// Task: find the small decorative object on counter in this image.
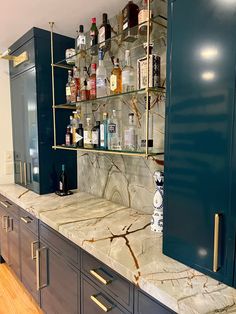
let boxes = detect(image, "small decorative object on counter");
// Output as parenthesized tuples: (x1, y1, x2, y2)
(56, 164, 73, 196)
(151, 171, 164, 233)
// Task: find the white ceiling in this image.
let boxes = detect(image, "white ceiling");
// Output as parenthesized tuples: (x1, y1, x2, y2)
(0, 0, 127, 51)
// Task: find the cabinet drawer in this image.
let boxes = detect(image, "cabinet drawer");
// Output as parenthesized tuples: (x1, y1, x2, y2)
(0, 194, 18, 218)
(19, 208, 38, 234)
(81, 275, 130, 314)
(81, 251, 133, 311)
(40, 222, 79, 267)
(135, 290, 175, 314)
(9, 38, 35, 77)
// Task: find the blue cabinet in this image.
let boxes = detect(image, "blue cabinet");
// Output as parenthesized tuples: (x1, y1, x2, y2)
(10, 28, 77, 194)
(163, 0, 236, 286)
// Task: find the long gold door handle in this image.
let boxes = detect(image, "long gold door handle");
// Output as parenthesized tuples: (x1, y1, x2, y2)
(213, 213, 220, 272)
(23, 162, 27, 186)
(19, 161, 23, 184)
(90, 269, 113, 285)
(90, 294, 113, 312)
(0, 201, 9, 208)
(36, 247, 48, 291)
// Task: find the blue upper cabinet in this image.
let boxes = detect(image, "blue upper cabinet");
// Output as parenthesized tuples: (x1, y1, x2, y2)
(9, 28, 77, 194)
(163, 0, 236, 286)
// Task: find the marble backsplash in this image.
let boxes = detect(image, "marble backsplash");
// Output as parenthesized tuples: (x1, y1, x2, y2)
(77, 153, 164, 213)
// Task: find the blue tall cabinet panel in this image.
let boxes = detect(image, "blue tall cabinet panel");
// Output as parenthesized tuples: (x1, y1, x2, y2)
(163, 0, 236, 286)
(10, 28, 77, 194)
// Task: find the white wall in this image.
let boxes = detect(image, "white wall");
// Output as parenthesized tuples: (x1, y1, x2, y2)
(0, 62, 14, 184)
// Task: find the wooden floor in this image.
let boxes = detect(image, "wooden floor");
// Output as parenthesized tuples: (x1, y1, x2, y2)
(0, 264, 42, 314)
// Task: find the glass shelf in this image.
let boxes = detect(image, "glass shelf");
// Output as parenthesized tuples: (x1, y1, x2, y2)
(52, 145, 164, 157)
(52, 15, 167, 69)
(54, 87, 165, 109)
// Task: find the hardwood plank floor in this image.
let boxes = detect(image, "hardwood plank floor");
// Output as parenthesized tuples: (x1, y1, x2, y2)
(0, 264, 42, 314)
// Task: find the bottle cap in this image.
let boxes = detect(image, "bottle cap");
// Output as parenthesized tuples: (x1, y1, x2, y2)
(103, 112, 108, 118)
(91, 17, 96, 24)
(129, 113, 134, 116)
(102, 13, 108, 23)
(79, 25, 84, 32)
(78, 123, 83, 128)
(96, 121, 100, 125)
(91, 63, 97, 70)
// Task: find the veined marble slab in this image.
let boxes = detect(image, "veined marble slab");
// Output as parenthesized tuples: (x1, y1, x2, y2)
(0, 184, 235, 314)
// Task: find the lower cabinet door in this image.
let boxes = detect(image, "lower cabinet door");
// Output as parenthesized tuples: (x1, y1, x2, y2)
(40, 241, 79, 314)
(0, 207, 9, 263)
(8, 216, 20, 277)
(81, 275, 130, 314)
(20, 224, 39, 303)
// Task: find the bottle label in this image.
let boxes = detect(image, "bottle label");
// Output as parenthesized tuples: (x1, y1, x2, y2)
(76, 133, 83, 143)
(123, 21, 128, 30)
(92, 131, 99, 144)
(124, 129, 135, 146)
(66, 86, 71, 96)
(90, 77, 96, 97)
(110, 74, 117, 91)
(108, 123, 116, 133)
(59, 181, 63, 191)
(65, 134, 71, 146)
(70, 84, 77, 103)
(100, 124, 105, 142)
(99, 27, 105, 46)
(77, 35, 86, 47)
(138, 9, 150, 25)
(84, 131, 92, 144)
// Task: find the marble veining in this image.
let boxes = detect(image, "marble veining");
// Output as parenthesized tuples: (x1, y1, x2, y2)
(0, 184, 235, 314)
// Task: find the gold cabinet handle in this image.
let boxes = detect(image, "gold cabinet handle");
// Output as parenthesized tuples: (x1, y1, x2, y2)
(19, 161, 23, 184)
(213, 213, 221, 272)
(2, 216, 8, 231)
(0, 201, 9, 208)
(90, 269, 113, 285)
(23, 162, 27, 186)
(90, 294, 113, 312)
(31, 241, 39, 260)
(20, 216, 33, 224)
(36, 247, 48, 291)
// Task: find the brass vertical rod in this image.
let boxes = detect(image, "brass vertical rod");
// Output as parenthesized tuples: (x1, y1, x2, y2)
(213, 213, 220, 272)
(145, 0, 151, 158)
(49, 22, 56, 147)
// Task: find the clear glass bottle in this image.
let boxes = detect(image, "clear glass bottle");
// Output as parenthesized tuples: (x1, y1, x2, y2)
(99, 13, 111, 52)
(108, 110, 122, 150)
(96, 49, 108, 98)
(76, 25, 86, 52)
(124, 113, 137, 151)
(84, 117, 93, 148)
(122, 50, 135, 92)
(90, 17, 98, 56)
(66, 70, 72, 104)
(138, 0, 152, 36)
(110, 58, 122, 94)
(89, 63, 97, 100)
(92, 121, 100, 149)
(100, 112, 108, 149)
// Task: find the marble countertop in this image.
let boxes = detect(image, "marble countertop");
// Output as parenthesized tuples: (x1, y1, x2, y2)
(0, 184, 235, 314)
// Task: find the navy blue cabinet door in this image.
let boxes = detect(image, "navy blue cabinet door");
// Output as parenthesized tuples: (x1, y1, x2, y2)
(163, 0, 236, 285)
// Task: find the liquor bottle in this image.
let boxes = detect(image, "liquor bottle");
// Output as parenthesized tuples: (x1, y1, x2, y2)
(96, 49, 108, 98)
(137, 43, 161, 89)
(99, 13, 111, 52)
(70, 66, 79, 103)
(110, 58, 122, 94)
(90, 18, 98, 56)
(74, 66, 81, 102)
(89, 63, 97, 100)
(92, 121, 100, 149)
(122, 50, 135, 92)
(141, 96, 153, 152)
(65, 126, 72, 146)
(59, 164, 68, 195)
(76, 25, 86, 52)
(108, 110, 122, 150)
(122, 1, 139, 42)
(77, 123, 84, 148)
(138, 0, 152, 36)
(80, 67, 90, 100)
(66, 70, 72, 104)
(124, 113, 137, 151)
(84, 117, 93, 148)
(100, 112, 108, 149)
(71, 112, 79, 146)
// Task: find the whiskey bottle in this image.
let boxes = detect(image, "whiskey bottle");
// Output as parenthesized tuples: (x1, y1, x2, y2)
(122, 1, 139, 42)
(96, 49, 108, 98)
(84, 117, 93, 148)
(110, 58, 122, 94)
(66, 70, 72, 104)
(90, 18, 98, 56)
(92, 121, 101, 149)
(76, 25, 86, 53)
(124, 113, 137, 151)
(100, 112, 108, 149)
(99, 13, 111, 52)
(108, 110, 122, 150)
(138, 0, 152, 36)
(89, 63, 97, 100)
(122, 50, 135, 92)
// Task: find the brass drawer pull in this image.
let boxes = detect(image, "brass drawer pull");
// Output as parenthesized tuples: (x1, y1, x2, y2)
(31, 241, 39, 260)
(36, 247, 48, 291)
(90, 294, 113, 312)
(90, 269, 113, 285)
(213, 213, 221, 272)
(0, 201, 9, 208)
(20, 216, 33, 224)
(2, 216, 8, 232)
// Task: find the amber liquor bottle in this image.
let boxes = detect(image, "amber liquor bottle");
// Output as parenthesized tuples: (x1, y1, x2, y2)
(110, 58, 122, 94)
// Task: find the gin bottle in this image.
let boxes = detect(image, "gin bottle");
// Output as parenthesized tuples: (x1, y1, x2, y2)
(124, 113, 137, 151)
(108, 110, 122, 150)
(122, 50, 135, 92)
(96, 49, 108, 98)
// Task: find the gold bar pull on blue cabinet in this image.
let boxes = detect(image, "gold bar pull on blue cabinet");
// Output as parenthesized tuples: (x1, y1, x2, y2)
(213, 213, 220, 272)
